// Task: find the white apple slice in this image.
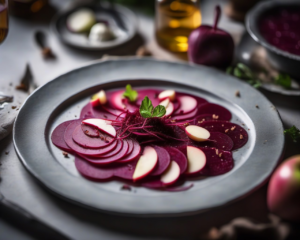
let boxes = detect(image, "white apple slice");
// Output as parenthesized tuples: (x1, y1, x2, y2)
(82, 119, 115, 137)
(160, 161, 180, 186)
(67, 8, 96, 33)
(186, 146, 206, 175)
(133, 146, 158, 181)
(90, 94, 100, 107)
(159, 98, 170, 108)
(185, 125, 210, 142)
(98, 90, 107, 105)
(165, 102, 174, 116)
(176, 96, 197, 114)
(158, 90, 176, 101)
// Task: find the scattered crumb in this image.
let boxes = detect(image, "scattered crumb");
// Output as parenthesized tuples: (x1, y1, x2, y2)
(235, 91, 241, 97)
(219, 153, 222, 157)
(5, 151, 9, 155)
(215, 149, 219, 155)
(231, 126, 236, 131)
(248, 129, 250, 131)
(16, 108, 19, 111)
(15, 83, 28, 91)
(121, 185, 132, 191)
(256, 105, 259, 109)
(62, 152, 69, 158)
(222, 124, 224, 127)
(74, 115, 77, 118)
(242, 123, 245, 126)
(183, 122, 189, 127)
(11, 106, 17, 109)
(240, 134, 243, 139)
(212, 114, 219, 120)
(171, 120, 176, 123)
(225, 129, 229, 133)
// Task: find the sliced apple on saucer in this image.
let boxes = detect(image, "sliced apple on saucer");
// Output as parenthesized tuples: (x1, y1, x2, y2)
(158, 90, 176, 101)
(160, 161, 180, 186)
(185, 125, 210, 142)
(133, 146, 158, 181)
(185, 146, 206, 175)
(90, 90, 107, 107)
(82, 118, 115, 137)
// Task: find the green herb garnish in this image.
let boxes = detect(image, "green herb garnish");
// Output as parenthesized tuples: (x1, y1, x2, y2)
(284, 125, 300, 142)
(275, 73, 292, 89)
(139, 96, 166, 118)
(123, 84, 138, 102)
(226, 63, 262, 88)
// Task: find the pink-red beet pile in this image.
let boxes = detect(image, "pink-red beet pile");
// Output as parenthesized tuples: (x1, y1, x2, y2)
(51, 87, 248, 191)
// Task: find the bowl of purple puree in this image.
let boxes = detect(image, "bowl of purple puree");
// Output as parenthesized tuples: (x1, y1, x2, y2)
(246, 0, 300, 79)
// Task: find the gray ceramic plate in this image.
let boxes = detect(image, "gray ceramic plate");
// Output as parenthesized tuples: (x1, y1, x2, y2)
(52, 3, 136, 50)
(13, 58, 284, 216)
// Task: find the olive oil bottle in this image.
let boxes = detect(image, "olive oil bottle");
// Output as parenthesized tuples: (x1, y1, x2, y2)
(155, 0, 201, 52)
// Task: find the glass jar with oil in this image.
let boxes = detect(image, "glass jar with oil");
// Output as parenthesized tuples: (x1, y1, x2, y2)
(155, 0, 201, 52)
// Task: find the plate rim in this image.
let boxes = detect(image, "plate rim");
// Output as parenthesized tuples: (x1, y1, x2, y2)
(13, 57, 285, 217)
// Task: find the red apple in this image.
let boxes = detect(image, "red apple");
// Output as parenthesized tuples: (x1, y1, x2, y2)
(267, 155, 300, 221)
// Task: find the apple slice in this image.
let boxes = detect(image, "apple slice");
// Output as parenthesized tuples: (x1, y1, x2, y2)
(160, 161, 180, 186)
(67, 8, 96, 33)
(175, 96, 197, 114)
(133, 146, 158, 181)
(165, 102, 174, 116)
(158, 90, 176, 101)
(159, 98, 170, 108)
(90, 90, 107, 107)
(185, 125, 210, 142)
(82, 119, 115, 137)
(186, 146, 206, 175)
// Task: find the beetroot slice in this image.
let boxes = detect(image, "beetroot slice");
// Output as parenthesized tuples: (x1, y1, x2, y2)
(81, 124, 99, 137)
(75, 156, 139, 180)
(124, 139, 134, 157)
(92, 105, 118, 120)
(164, 147, 188, 174)
(199, 148, 234, 176)
(51, 120, 74, 152)
(199, 120, 248, 150)
(188, 132, 234, 151)
(80, 103, 94, 118)
(102, 104, 124, 116)
(194, 114, 216, 124)
(78, 140, 129, 165)
(64, 121, 118, 156)
(95, 139, 124, 158)
(149, 146, 171, 176)
(198, 103, 232, 121)
(118, 140, 141, 163)
(72, 125, 114, 149)
(172, 107, 198, 121)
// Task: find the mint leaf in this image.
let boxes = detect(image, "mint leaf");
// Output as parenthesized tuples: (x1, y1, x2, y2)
(139, 96, 153, 118)
(284, 126, 300, 142)
(275, 73, 291, 89)
(152, 105, 166, 118)
(123, 84, 138, 102)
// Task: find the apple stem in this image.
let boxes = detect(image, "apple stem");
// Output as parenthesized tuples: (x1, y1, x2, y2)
(213, 5, 221, 31)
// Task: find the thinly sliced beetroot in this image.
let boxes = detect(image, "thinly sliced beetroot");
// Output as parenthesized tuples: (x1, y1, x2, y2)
(78, 140, 129, 165)
(198, 103, 232, 121)
(199, 120, 248, 150)
(51, 120, 74, 152)
(80, 103, 94, 119)
(75, 156, 138, 180)
(118, 140, 141, 163)
(124, 139, 134, 157)
(199, 148, 234, 176)
(172, 98, 181, 112)
(164, 147, 188, 174)
(65, 121, 118, 156)
(194, 114, 216, 124)
(189, 132, 234, 151)
(95, 139, 124, 158)
(72, 125, 114, 149)
(81, 124, 99, 137)
(136, 89, 160, 107)
(149, 146, 171, 176)
(92, 105, 118, 120)
(172, 107, 198, 121)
